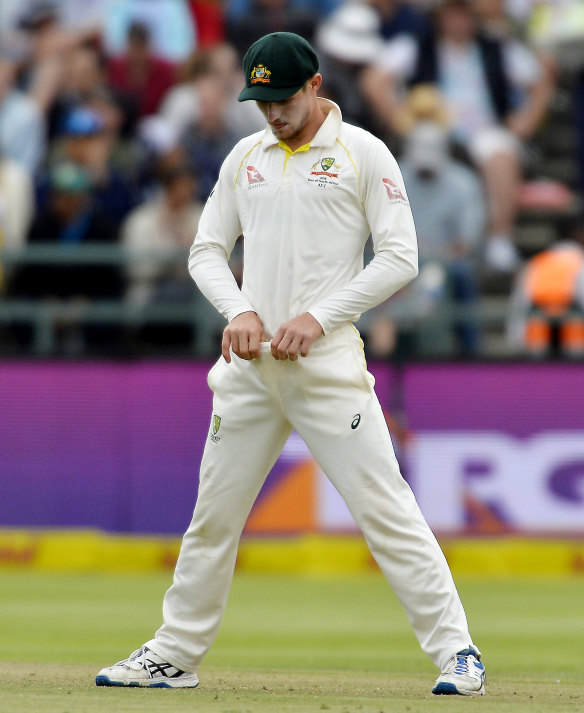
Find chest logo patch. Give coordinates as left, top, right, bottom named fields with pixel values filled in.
left=247, top=165, right=266, bottom=187
left=382, top=178, right=408, bottom=205
left=308, top=157, right=341, bottom=188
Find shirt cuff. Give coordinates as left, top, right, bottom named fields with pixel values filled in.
left=306, top=309, right=328, bottom=336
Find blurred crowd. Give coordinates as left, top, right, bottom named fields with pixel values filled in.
left=0, top=0, right=583, bottom=359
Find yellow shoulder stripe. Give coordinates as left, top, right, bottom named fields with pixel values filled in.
left=336, top=138, right=362, bottom=203
left=234, top=141, right=263, bottom=188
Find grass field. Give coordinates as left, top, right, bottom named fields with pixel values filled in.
left=0, top=570, right=582, bottom=712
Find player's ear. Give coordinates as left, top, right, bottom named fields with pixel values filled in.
left=308, top=73, right=322, bottom=94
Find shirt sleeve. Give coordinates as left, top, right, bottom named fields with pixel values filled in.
left=307, top=137, right=419, bottom=334
left=188, top=146, right=256, bottom=322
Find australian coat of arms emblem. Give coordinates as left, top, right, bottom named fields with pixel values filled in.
left=250, top=64, right=271, bottom=84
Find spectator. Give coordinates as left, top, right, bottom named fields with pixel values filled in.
left=9, top=159, right=123, bottom=353
left=102, top=0, right=197, bottom=63
left=14, top=0, right=104, bottom=114
left=160, top=42, right=265, bottom=141
left=11, top=159, right=122, bottom=297
left=0, top=151, right=35, bottom=290
left=364, top=109, right=486, bottom=358
left=180, top=76, right=240, bottom=200
left=507, top=221, right=584, bottom=358
left=361, top=0, right=552, bottom=274
left=0, top=57, right=45, bottom=173
left=315, top=2, right=384, bottom=132
left=122, top=164, right=204, bottom=307
left=107, top=21, right=178, bottom=119
left=135, top=115, right=186, bottom=201
left=49, top=106, right=137, bottom=227
left=121, top=163, right=224, bottom=351
left=225, top=0, right=319, bottom=59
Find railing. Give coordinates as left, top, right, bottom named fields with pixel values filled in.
left=0, top=244, right=511, bottom=358
left=0, top=244, right=225, bottom=356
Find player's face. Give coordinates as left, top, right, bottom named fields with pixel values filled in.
left=256, top=74, right=323, bottom=149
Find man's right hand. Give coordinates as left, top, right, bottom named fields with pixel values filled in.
left=222, top=311, right=266, bottom=363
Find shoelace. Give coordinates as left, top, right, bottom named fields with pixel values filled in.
left=118, top=647, right=147, bottom=671
left=453, top=654, right=470, bottom=675
left=444, top=653, right=472, bottom=676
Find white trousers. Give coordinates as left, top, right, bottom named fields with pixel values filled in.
left=146, top=325, right=475, bottom=672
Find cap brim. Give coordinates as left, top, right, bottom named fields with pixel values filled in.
left=238, top=83, right=304, bottom=102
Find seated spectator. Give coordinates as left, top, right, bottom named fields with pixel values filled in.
left=135, top=115, right=186, bottom=201
left=8, top=160, right=123, bottom=353
left=361, top=0, right=552, bottom=274
left=121, top=163, right=222, bottom=351
left=507, top=221, right=584, bottom=358
left=102, top=0, right=197, bottom=63
left=225, top=0, right=319, bottom=59
left=180, top=76, right=240, bottom=200
left=107, top=21, right=178, bottom=119
left=364, top=114, right=486, bottom=358
left=0, top=151, right=34, bottom=290
left=315, top=2, right=385, bottom=133
left=0, top=57, right=45, bottom=173
left=160, top=42, right=264, bottom=142
left=122, top=165, right=204, bottom=307
left=47, top=106, right=137, bottom=227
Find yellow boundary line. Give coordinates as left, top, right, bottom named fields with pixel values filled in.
left=0, top=529, right=583, bottom=576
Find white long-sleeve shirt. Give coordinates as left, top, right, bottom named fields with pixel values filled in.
left=189, top=99, right=418, bottom=338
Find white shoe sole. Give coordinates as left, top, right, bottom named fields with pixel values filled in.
left=432, top=681, right=485, bottom=696
left=95, top=673, right=200, bottom=688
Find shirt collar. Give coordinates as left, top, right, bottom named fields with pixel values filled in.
left=260, top=98, right=343, bottom=151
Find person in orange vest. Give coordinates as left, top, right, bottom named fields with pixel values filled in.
left=507, top=221, right=584, bottom=357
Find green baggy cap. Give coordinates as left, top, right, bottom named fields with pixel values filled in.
left=238, top=32, right=319, bottom=102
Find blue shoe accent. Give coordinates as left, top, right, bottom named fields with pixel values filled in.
left=96, top=675, right=123, bottom=687
left=148, top=681, right=173, bottom=688
left=432, top=682, right=462, bottom=695
left=457, top=647, right=481, bottom=659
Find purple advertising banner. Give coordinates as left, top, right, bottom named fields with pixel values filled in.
left=404, top=364, right=584, bottom=436
left=1, top=362, right=583, bottom=535
left=1, top=362, right=212, bottom=533
left=403, top=364, right=584, bottom=534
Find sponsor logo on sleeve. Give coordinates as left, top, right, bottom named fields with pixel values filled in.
left=246, top=165, right=266, bottom=188
left=382, top=178, right=409, bottom=204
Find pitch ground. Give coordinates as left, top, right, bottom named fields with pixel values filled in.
left=0, top=571, right=582, bottom=712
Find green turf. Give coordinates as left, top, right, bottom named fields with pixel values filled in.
left=0, top=571, right=582, bottom=712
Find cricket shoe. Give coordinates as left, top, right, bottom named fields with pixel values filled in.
left=95, top=646, right=200, bottom=688
left=432, top=647, right=485, bottom=696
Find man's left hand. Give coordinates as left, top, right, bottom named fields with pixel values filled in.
left=271, top=313, right=323, bottom=361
